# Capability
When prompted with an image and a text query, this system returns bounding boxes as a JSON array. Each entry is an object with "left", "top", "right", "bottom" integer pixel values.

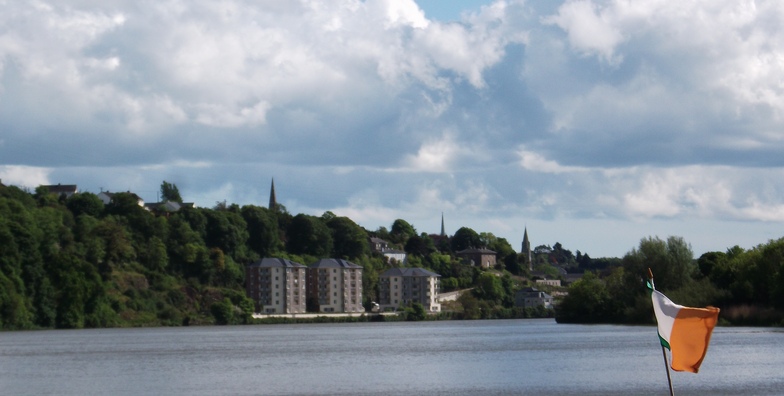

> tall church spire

[
  {"left": 268, "top": 178, "right": 277, "bottom": 210},
  {"left": 440, "top": 212, "right": 446, "bottom": 237},
  {"left": 522, "top": 227, "right": 532, "bottom": 271}
]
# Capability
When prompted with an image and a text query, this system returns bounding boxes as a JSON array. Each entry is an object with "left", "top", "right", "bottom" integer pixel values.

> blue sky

[
  {"left": 415, "top": 0, "right": 495, "bottom": 21},
  {"left": 2, "top": 0, "right": 784, "bottom": 258}
]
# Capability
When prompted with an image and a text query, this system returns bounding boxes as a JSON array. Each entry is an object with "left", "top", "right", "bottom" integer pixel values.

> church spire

[
  {"left": 268, "top": 178, "right": 277, "bottom": 210},
  {"left": 522, "top": 227, "right": 532, "bottom": 271},
  {"left": 440, "top": 212, "right": 446, "bottom": 237}
]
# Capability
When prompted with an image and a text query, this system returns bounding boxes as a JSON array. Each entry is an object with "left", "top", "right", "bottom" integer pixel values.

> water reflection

[{"left": 0, "top": 320, "right": 781, "bottom": 395}]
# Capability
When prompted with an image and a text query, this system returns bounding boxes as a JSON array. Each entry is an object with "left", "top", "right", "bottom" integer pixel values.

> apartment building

[
  {"left": 246, "top": 258, "right": 307, "bottom": 314},
  {"left": 378, "top": 267, "right": 441, "bottom": 312},
  {"left": 307, "top": 258, "right": 363, "bottom": 313}
]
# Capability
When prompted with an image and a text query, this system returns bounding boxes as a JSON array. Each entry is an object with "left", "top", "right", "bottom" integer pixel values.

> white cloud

[
  {"left": 2, "top": 0, "right": 784, "bottom": 257},
  {"left": 404, "top": 132, "right": 479, "bottom": 172},
  {"left": 0, "top": 165, "right": 51, "bottom": 187},
  {"left": 544, "top": 0, "right": 624, "bottom": 65},
  {"left": 517, "top": 147, "right": 589, "bottom": 174}
]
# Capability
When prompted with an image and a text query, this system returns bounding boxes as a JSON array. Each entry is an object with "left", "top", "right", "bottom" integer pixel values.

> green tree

[
  {"left": 204, "top": 210, "right": 249, "bottom": 258},
  {"left": 403, "top": 302, "right": 426, "bottom": 321},
  {"left": 66, "top": 193, "right": 104, "bottom": 217},
  {"left": 160, "top": 181, "right": 183, "bottom": 203},
  {"left": 404, "top": 234, "right": 433, "bottom": 257},
  {"left": 286, "top": 214, "right": 332, "bottom": 257},
  {"left": 327, "top": 216, "right": 368, "bottom": 259},
  {"left": 474, "top": 272, "right": 505, "bottom": 302},
  {"left": 622, "top": 236, "right": 693, "bottom": 292},
  {"left": 555, "top": 272, "right": 610, "bottom": 323},
  {"left": 241, "top": 205, "right": 279, "bottom": 257},
  {"left": 451, "top": 227, "right": 481, "bottom": 251},
  {"left": 210, "top": 297, "right": 236, "bottom": 325},
  {"left": 390, "top": 219, "right": 416, "bottom": 244}
]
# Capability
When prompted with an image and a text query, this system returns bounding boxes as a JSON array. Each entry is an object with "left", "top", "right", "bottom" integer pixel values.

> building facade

[
  {"left": 307, "top": 258, "right": 364, "bottom": 313},
  {"left": 246, "top": 258, "right": 307, "bottom": 314},
  {"left": 378, "top": 268, "right": 441, "bottom": 312},
  {"left": 514, "top": 287, "right": 554, "bottom": 309},
  {"left": 455, "top": 248, "right": 497, "bottom": 268}
]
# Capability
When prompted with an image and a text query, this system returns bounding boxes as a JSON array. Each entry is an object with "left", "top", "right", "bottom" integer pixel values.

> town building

[
  {"left": 41, "top": 184, "right": 78, "bottom": 198},
  {"left": 246, "top": 258, "right": 307, "bottom": 314},
  {"left": 535, "top": 278, "right": 561, "bottom": 287},
  {"left": 369, "top": 237, "right": 407, "bottom": 264},
  {"left": 306, "top": 258, "right": 364, "bottom": 313},
  {"left": 456, "top": 248, "right": 497, "bottom": 268},
  {"left": 515, "top": 287, "right": 554, "bottom": 309},
  {"left": 378, "top": 267, "right": 441, "bottom": 312}
]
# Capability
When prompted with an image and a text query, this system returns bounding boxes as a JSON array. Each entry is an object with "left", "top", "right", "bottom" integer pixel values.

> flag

[{"left": 648, "top": 281, "right": 720, "bottom": 373}]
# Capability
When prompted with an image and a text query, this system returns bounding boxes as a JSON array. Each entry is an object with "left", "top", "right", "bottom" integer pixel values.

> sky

[{"left": 2, "top": 0, "right": 784, "bottom": 259}]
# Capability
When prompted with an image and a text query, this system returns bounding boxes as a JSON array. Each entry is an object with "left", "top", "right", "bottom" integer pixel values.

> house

[
  {"left": 456, "top": 248, "right": 497, "bottom": 268},
  {"left": 378, "top": 267, "right": 441, "bottom": 312},
  {"left": 369, "top": 237, "right": 389, "bottom": 253},
  {"left": 369, "top": 237, "right": 407, "bottom": 264},
  {"left": 535, "top": 278, "right": 561, "bottom": 287},
  {"left": 41, "top": 184, "right": 78, "bottom": 198},
  {"left": 382, "top": 249, "right": 407, "bottom": 265},
  {"left": 306, "top": 258, "right": 364, "bottom": 313},
  {"left": 246, "top": 258, "right": 307, "bottom": 314},
  {"left": 515, "top": 287, "right": 554, "bottom": 309},
  {"left": 98, "top": 191, "right": 145, "bottom": 207}
]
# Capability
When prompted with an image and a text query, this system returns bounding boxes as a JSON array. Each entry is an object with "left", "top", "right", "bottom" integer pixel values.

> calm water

[{"left": 1, "top": 319, "right": 782, "bottom": 395}]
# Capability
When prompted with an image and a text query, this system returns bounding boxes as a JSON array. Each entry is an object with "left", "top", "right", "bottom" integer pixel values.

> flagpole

[
  {"left": 649, "top": 268, "right": 675, "bottom": 396},
  {"left": 661, "top": 344, "right": 675, "bottom": 396}
]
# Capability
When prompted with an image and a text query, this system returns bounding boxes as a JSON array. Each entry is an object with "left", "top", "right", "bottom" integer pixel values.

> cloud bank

[{"left": 2, "top": 0, "right": 784, "bottom": 257}]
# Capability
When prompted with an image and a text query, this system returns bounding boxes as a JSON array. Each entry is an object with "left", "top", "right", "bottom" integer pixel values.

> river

[{"left": 1, "top": 319, "right": 782, "bottom": 395}]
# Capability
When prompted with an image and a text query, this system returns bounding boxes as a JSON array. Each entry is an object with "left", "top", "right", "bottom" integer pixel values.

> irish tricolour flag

[{"left": 648, "top": 280, "right": 720, "bottom": 373}]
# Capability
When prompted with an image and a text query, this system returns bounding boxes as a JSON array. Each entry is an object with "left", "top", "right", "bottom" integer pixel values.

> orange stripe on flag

[{"left": 670, "top": 306, "right": 720, "bottom": 373}]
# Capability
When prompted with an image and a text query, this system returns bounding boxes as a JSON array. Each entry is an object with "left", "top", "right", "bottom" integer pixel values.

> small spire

[
  {"left": 269, "top": 178, "right": 277, "bottom": 210},
  {"left": 440, "top": 212, "right": 445, "bottom": 237}
]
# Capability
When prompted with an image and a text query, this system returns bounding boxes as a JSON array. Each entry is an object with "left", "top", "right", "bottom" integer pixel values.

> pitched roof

[
  {"left": 456, "top": 248, "right": 496, "bottom": 254},
  {"left": 308, "top": 258, "right": 363, "bottom": 269},
  {"left": 380, "top": 267, "right": 441, "bottom": 278},
  {"left": 42, "top": 184, "right": 77, "bottom": 194},
  {"left": 248, "top": 257, "right": 306, "bottom": 268}
]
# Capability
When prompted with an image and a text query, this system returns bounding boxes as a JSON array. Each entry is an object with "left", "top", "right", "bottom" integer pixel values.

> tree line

[
  {"left": 555, "top": 236, "right": 784, "bottom": 326},
  {"left": 0, "top": 181, "right": 555, "bottom": 330}
]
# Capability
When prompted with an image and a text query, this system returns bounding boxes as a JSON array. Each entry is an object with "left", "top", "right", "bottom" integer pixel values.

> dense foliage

[
  {"left": 556, "top": 236, "right": 784, "bottom": 326},
  {"left": 0, "top": 182, "right": 540, "bottom": 330},
  {"left": 6, "top": 181, "right": 778, "bottom": 330}
]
